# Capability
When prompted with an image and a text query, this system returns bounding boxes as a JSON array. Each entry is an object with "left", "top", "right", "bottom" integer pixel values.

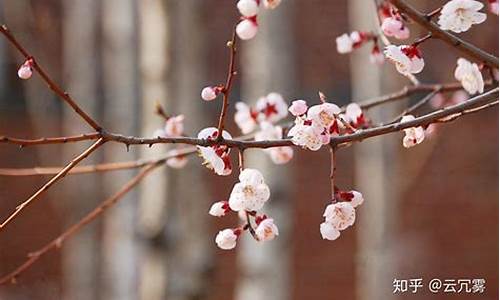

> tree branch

[
  {"left": 0, "top": 25, "right": 102, "bottom": 131},
  {"left": 0, "top": 133, "right": 101, "bottom": 147},
  {"left": 0, "top": 138, "right": 104, "bottom": 231},
  {"left": 389, "top": 0, "right": 499, "bottom": 68},
  {"left": 0, "top": 163, "right": 161, "bottom": 285}
]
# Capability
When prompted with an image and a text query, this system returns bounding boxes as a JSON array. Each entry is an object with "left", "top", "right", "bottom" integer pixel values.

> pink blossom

[
  {"left": 263, "top": 0, "right": 281, "bottom": 9},
  {"left": 268, "top": 146, "right": 293, "bottom": 164},
  {"left": 236, "top": 18, "right": 258, "bottom": 40},
  {"left": 323, "top": 202, "right": 356, "bottom": 231},
  {"left": 166, "top": 155, "right": 188, "bottom": 169},
  {"left": 320, "top": 222, "right": 341, "bottom": 240},
  {"left": 197, "top": 127, "right": 233, "bottom": 176},
  {"left": 288, "top": 100, "right": 308, "bottom": 116},
  {"left": 255, "top": 218, "right": 279, "bottom": 241},
  {"left": 384, "top": 45, "right": 425, "bottom": 75},
  {"left": 17, "top": 59, "right": 33, "bottom": 80},
  {"left": 234, "top": 102, "right": 258, "bottom": 134},
  {"left": 164, "top": 115, "right": 184, "bottom": 137},
  {"left": 255, "top": 93, "right": 288, "bottom": 123},
  {"left": 209, "top": 201, "right": 230, "bottom": 217},
  {"left": 215, "top": 229, "right": 238, "bottom": 250},
  {"left": 400, "top": 115, "right": 425, "bottom": 148},
  {"left": 237, "top": 0, "right": 259, "bottom": 17},
  {"left": 201, "top": 86, "right": 220, "bottom": 101}
]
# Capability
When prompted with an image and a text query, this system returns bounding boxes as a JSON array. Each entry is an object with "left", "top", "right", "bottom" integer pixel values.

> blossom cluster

[
  {"left": 320, "top": 189, "right": 364, "bottom": 240},
  {"left": 236, "top": 93, "right": 293, "bottom": 164},
  {"left": 235, "top": 0, "right": 282, "bottom": 41},
  {"left": 336, "top": 31, "right": 384, "bottom": 65},
  {"left": 210, "top": 168, "right": 279, "bottom": 250},
  {"left": 288, "top": 98, "right": 367, "bottom": 151}
]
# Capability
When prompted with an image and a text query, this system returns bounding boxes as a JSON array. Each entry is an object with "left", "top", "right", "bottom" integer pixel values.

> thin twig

[
  {"left": 387, "top": 89, "right": 441, "bottom": 124},
  {"left": 0, "top": 163, "right": 161, "bottom": 285},
  {"left": 0, "top": 139, "right": 104, "bottom": 231},
  {"left": 329, "top": 145, "right": 337, "bottom": 200},
  {"left": 389, "top": 0, "right": 499, "bottom": 68},
  {"left": 216, "top": 30, "right": 238, "bottom": 140},
  {"left": 0, "top": 25, "right": 102, "bottom": 130},
  {"left": 0, "top": 133, "right": 101, "bottom": 147}
]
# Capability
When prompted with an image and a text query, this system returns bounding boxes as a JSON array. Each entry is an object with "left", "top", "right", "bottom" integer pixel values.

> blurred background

[{"left": 0, "top": 0, "right": 498, "bottom": 299}]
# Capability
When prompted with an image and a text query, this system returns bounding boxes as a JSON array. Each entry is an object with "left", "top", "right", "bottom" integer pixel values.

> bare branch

[
  {"left": 0, "top": 139, "right": 104, "bottom": 231},
  {"left": 0, "top": 25, "right": 102, "bottom": 131},
  {"left": 0, "top": 163, "right": 161, "bottom": 285},
  {"left": 0, "top": 133, "right": 101, "bottom": 147}
]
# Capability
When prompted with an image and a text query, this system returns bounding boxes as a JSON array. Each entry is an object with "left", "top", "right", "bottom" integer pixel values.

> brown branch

[
  {"left": 216, "top": 30, "right": 238, "bottom": 139},
  {"left": 0, "top": 139, "right": 104, "bottom": 231},
  {"left": 0, "top": 133, "right": 101, "bottom": 147},
  {"left": 0, "top": 163, "right": 161, "bottom": 285},
  {"left": 389, "top": 0, "right": 499, "bottom": 68},
  {"left": 329, "top": 146, "right": 337, "bottom": 200},
  {"left": 0, "top": 25, "right": 102, "bottom": 131},
  {"left": 387, "top": 89, "right": 441, "bottom": 124}
]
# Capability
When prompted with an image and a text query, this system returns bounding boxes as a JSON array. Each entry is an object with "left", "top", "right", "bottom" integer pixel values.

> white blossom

[
  {"left": 336, "top": 33, "right": 354, "bottom": 54},
  {"left": 164, "top": 115, "right": 184, "bottom": 137},
  {"left": 438, "top": 0, "right": 487, "bottom": 33},
  {"left": 454, "top": 58, "right": 484, "bottom": 95},
  {"left": 255, "top": 93, "right": 288, "bottom": 123},
  {"left": 307, "top": 102, "right": 341, "bottom": 128},
  {"left": 215, "top": 229, "right": 238, "bottom": 250},
  {"left": 320, "top": 222, "right": 341, "bottom": 240},
  {"left": 288, "top": 117, "right": 324, "bottom": 151},
  {"left": 288, "top": 100, "right": 308, "bottom": 116},
  {"left": 234, "top": 102, "right": 258, "bottom": 134},
  {"left": 237, "top": 0, "right": 259, "bottom": 17},
  {"left": 255, "top": 218, "right": 279, "bottom": 241},
  {"left": 197, "top": 127, "right": 232, "bottom": 176},
  {"left": 384, "top": 45, "right": 425, "bottom": 75},
  {"left": 323, "top": 202, "right": 356, "bottom": 231},
  {"left": 166, "top": 155, "right": 188, "bottom": 169},
  {"left": 268, "top": 146, "right": 293, "bottom": 164},
  {"left": 17, "top": 61, "right": 33, "bottom": 80},
  {"left": 490, "top": 0, "right": 499, "bottom": 15},
  {"left": 228, "top": 168, "right": 270, "bottom": 211},
  {"left": 381, "top": 17, "right": 410, "bottom": 39},
  {"left": 209, "top": 201, "right": 229, "bottom": 217},
  {"left": 236, "top": 18, "right": 258, "bottom": 40},
  {"left": 350, "top": 191, "right": 364, "bottom": 208},
  {"left": 400, "top": 115, "right": 425, "bottom": 148},
  {"left": 201, "top": 86, "right": 219, "bottom": 101}
]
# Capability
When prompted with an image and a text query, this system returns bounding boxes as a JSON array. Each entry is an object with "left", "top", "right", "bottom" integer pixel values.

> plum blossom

[
  {"left": 381, "top": 17, "right": 410, "bottom": 39},
  {"left": 255, "top": 122, "right": 293, "bottom": 164},
  {"left": 336, "top": 33, "right": 354, "bottom": 54},
  {"left": 384, "top": 45, "right": 425, "bottom": 75},
  {"left": 197, "top": 127, "right": 232, "bottom": 176},
  {"left": 18, "top": 59, "right": 33, "bottom": 80},
  {"left": 342, "top": 103, "right": 366, "bottom": 128},
  {"left": 438, "top": 0, "right": 487, "bottom": 33},
  {"left": 215, "top": 228, "right": 239, "bottom": 250},
  {"left": 255, "top": 218, "right": 279, "bottom": 241},
  {"left": 307, "top": 103, "right": 341, "bottom": 129},
  {"left": 255, "top": 93, "right": 288, "bottom": 123},
  {"left": 236, "top": 17, "right": 258, "bottom": 40},
  {"left": 237, "top": 0, "right": 259, "bottom": 17},
  {"left": 201, "top": 86, "right": 221, "bottom": 101},
  {"left": 454, "top": 58, "right": 484, "bottom": 95},
  {"left": 288, "top": 117, "right": 325, "bottom": 151},
  {"left": 288, "top": 100, "right": 308, "bottom": 116},
  {"left": 320, "top": 222, "right": 341, "bottom": 240},
  {"left": 235, "top": 102, "right": 258, "bottom": 134},
  {"left": 323, "top": 202, "right": 356, "bottom": 231},
  {"left": 350, "top": 191, "right": 364, "bottom": 208},
  {"left": 335, "top": 31, "right": 371, "bottom": 54},
  {"left": 209, "top": 201, "right": 230, "bottom": 217},
  {"left": 263, "top": 0, "right": 281, "bottom": 9},
  {"left": 164, "top": 115, "right": 184, "bottom": 137},
  {"left": 228, "top": 168, "right": 270, "bottom": 211},
  {"left": 234, "top": 93, "right": 288, "bottom": 134},
  {"left": 400, "top": 115, "right": 425, "bottom": 148}
]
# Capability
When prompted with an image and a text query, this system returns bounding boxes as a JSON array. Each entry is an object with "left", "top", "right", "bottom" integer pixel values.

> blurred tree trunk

[
  {"left": 137, "top": 1, "right": 170, "bottom": 299},
  {"left": 235, "top": 3, "right": 296, "bottom": 300},
  {"left": 100, "top": 1, "right": 140, "bottom": 299},
  {"left": 61, "top": 1, "right": 102, "bottom": 300},
  {"left": 348, "top": 2, "right": 401, "bottom": 300},
  {"left": 164, "top": 1, "right": 212, "bottom": 299}
]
